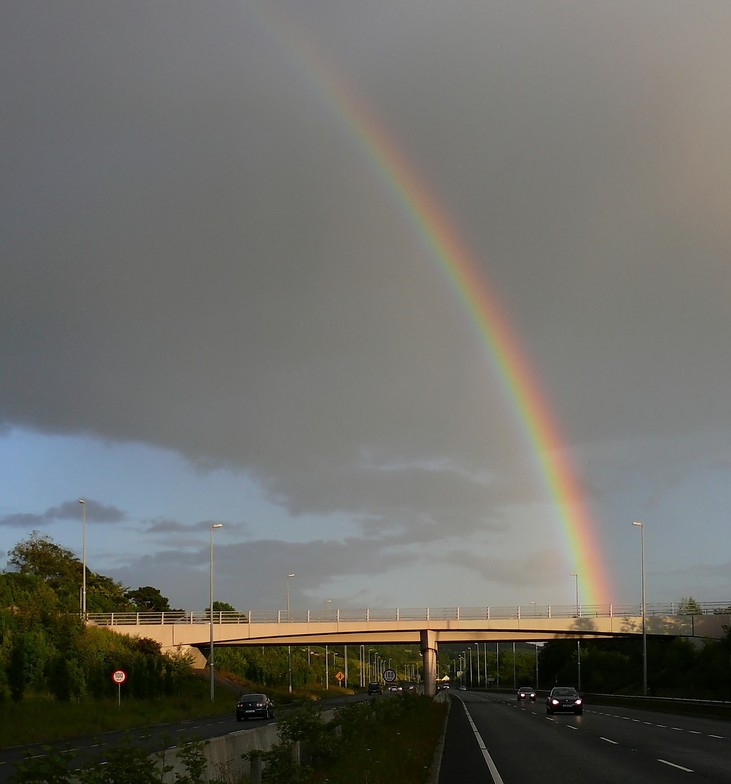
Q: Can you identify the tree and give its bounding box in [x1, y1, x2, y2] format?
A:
[8, 532, 80, 593]
[678, 596, 703, 614]
[125, 586, 171, 612]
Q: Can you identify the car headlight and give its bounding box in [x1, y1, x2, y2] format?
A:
[551, 699, 559, 705]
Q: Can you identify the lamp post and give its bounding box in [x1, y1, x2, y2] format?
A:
[286, 573, 295, 694]
[209, 523, 223, 702]
[633, 521, 648, 696]
[78, 499, 87, 615]
[570, 572, 581, 691]
[286, 573, 295, 619]
[474, 643, 480, 689]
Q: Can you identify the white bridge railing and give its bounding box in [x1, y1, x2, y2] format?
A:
[85, 601, 731, 627]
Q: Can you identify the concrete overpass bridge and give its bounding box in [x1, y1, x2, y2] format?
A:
[87, 602, 730, 696]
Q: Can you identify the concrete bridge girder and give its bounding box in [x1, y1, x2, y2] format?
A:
[92, 613, 730, 685]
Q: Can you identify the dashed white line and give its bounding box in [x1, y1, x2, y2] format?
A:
[600, 737, 619, 745]
[658, 759, 694, 773]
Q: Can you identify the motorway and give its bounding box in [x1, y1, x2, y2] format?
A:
[438, 691, 731, 783]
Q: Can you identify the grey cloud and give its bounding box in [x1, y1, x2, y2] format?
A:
[2, 1, 731, 601]
[0, 499, 125, 529]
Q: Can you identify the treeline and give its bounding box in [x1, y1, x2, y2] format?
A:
[0, 532, 194, 703]
[440, 627, 731, 698]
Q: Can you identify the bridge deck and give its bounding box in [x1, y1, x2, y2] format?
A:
[86, 603, 730, 650]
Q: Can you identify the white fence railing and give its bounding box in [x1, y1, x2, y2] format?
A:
[85, 601, 731, 627]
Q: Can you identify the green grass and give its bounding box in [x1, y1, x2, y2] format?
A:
[0, 678, 240, 748]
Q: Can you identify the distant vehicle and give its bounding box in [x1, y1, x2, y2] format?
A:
[546, 686, 583, 715]
[368, 681, 383, 695]
[458, 685, 467, 691]
[437, 682, 450, 691]
[236, 693, 275, 721]
[387, 684, 403, 694]
[517, 686, 536, 701]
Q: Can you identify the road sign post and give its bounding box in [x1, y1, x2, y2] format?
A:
[112, 669, 127, 707]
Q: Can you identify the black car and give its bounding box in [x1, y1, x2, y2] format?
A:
[546, 686, 583, 715]
[236, 693, 275, 721]
[367, 681, 382, 695]
[517, 686, 536, 701]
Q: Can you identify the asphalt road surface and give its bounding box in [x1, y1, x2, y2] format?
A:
[438, 691, 731, 783]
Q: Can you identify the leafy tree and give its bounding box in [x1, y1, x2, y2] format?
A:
[678, 596, 703, 614]
[7, 533, 81, 611]
[125, 586, 171, 612]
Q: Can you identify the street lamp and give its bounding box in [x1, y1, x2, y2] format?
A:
[474, 643, 480, 689]
[286, 573, 295, 694]
[570, 572, 581, 691]
[209, 523, 223, 702]
[286, 573, 295, 620]
[78, 499, 87, 615]
[633, 521, 648, 696]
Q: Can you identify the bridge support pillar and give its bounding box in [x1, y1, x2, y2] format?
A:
[420, 630, 438, 697]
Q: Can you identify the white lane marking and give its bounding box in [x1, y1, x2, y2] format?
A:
[460, 702, 506, 784]
[600, 737, 619, 745]
[671, 727, 684, 731]
[658, 759, 694, 773]
[709, 734, 724, 739]
[566, 725, 578, 731]
[688, 731, 701, 735]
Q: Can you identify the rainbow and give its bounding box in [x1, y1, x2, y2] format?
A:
[253, 7, 612, 606]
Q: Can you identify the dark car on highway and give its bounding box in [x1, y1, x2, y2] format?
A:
[367, 681, 382, 695]
[236, 693, 275, 721]
[517, 686, 536, 701]
[546, 686, 583, 715]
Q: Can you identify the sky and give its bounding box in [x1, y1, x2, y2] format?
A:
[2, 1, 730, 615]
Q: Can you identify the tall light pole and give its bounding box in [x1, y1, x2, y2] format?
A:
[209, 523, 223, 702]
[78, 499, 87, 615]
[633, 521, 648, 696]
[474, 643, 480, 689]
[286, 573, 295, 694]
[571, 572, 581, 691]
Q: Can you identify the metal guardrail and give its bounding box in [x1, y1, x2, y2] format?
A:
[85, 601, 731, 627]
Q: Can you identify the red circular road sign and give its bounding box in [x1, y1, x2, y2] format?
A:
[112, 669, 127, 684]
[383, 668, 397, 683]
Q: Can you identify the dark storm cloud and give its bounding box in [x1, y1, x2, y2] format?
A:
[2, 0, 731, 565]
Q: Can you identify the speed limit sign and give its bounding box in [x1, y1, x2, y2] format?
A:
[112, 669, 127, 684]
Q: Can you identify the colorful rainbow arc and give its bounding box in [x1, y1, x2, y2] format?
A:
[256, 7, 612, 606]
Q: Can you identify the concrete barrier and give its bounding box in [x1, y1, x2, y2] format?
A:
[160, 711, 335, 783]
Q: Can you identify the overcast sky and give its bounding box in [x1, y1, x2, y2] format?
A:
[2, 1, 730, 614]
